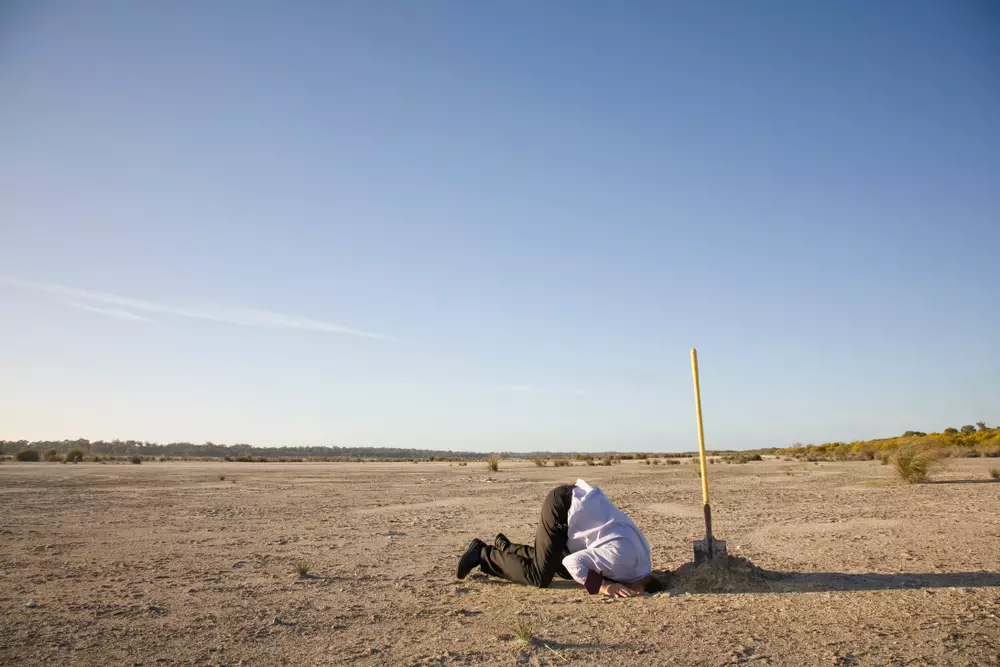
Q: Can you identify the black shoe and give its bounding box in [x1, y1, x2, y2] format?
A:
[457, 539, 486, 579]
[494, 533, 511, 552]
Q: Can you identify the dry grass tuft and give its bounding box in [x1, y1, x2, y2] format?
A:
[514, 616, 535, 642]
[532, 458, 547, 467]
[552, 459, 570, 467]
[487, 456, 500, 472]
[990, 468, 999, 480]
[294, 560, 310, 577]
[892, 446, 937, 483]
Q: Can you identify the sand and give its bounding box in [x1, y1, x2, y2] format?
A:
[1, 457, 998, 666]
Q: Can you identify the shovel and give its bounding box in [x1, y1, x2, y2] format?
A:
[691, 348, 727, 565]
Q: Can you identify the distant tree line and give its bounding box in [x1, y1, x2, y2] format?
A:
[0, 439, 496, 460]
[0, 438, 721, 461]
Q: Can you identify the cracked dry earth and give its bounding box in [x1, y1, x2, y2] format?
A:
[1, 458, 999, 666]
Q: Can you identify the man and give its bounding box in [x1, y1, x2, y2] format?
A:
[456, 479, 662, 597]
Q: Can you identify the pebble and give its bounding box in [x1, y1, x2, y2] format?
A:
[23, 600, 38, 608]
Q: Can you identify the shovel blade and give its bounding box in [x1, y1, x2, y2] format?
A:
[693, 537, 727, 565]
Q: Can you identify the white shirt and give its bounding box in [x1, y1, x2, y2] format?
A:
[561, 479, 652, 586]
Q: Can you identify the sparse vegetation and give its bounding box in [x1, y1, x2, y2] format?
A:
[294, 560, 310, 577]
[552, 459, 570, 467]
[665, 459, 679, 465]
[892, 446, 937, 483]
[458, 461, 467, 466]
[130, 455, 142, 465]
[43, 449, 60, 462]
[65, 450, 84, 463]
[532, 458, 547, 467]
[772, 426, 998, 464]
[16, 450, 40, 462]
[990, 468, 999, 480]
[219, 475, 226, 481]
[599, 456, 613, 466]
[487, 456, 499, 472]
[586, 459, 596, 466]
[514, 616, 535, 643]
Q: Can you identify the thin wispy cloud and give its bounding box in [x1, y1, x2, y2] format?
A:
[1, 277, 395, 341]
[501, 384, 545, 393]
[500, 385, 589, 396]
[69, 302, 159, 323]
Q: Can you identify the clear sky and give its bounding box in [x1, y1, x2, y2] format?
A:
[1, 1, 997, 452]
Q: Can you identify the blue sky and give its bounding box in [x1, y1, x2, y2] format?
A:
[1, 1, 997, 451]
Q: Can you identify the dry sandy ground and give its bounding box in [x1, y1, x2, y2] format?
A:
[1, 458, 999, 666]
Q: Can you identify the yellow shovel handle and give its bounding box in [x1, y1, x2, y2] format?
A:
[691, 348, 710, 506]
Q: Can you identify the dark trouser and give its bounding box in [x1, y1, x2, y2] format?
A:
[478, 484, 575, 588]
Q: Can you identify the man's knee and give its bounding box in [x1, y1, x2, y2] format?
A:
[531, 572, 555, 589]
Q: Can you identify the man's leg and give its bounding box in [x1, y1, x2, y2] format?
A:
[505, 542, 573, 579]
[478, 484, 574, 587]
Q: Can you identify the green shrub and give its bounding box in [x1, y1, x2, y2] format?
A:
[892, 447, 936, 483]
[65, 450, 84, 463]
[16, 450, 40, 462]
[879, 453, 891, 465]
[43, 449, 60, 462]
[130, 455, 142, 465]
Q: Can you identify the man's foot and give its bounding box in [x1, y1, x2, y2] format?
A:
[494, 533, 511, 551]
[456, 539, 486, 579]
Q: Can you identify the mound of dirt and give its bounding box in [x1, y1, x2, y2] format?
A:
[671, 554, 776, 593]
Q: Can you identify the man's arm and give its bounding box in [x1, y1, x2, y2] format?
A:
[563, 547, 623, 595]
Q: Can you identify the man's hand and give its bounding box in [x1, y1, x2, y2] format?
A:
[600, 582, 638, 598]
